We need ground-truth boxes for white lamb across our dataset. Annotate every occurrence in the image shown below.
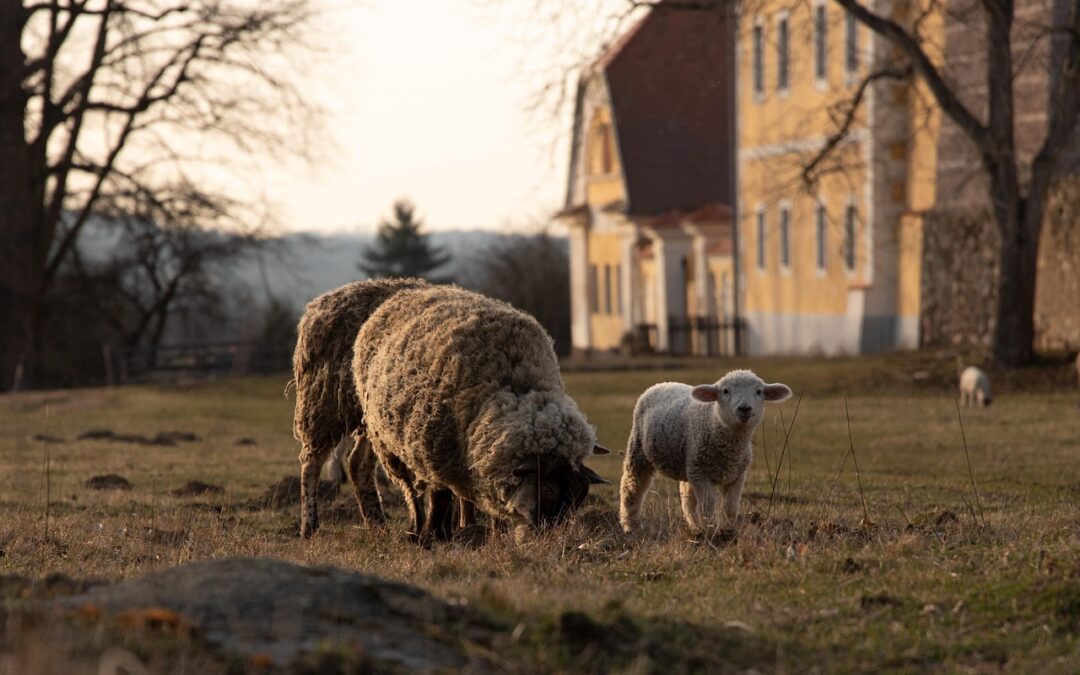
[619,369,792,534]
[959,366,992,407]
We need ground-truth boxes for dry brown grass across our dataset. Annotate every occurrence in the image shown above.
[1,355,1079,672]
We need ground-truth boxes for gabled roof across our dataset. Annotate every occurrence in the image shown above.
[590,4,735,217]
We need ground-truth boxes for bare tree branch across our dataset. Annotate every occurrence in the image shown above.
[802,64,913,189]
[832,0,990,149]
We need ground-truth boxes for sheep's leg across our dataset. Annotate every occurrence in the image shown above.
[420,488,456,543]
[679,481,700,532]
[298,443,329,538]
[619,433,655,532]
[458,498,476,529]
[382,454,424,542]
[346,434,386,526]
[722,469,747,525]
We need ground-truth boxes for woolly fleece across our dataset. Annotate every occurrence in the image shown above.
[620,369,791,532]
[351,285,597,528]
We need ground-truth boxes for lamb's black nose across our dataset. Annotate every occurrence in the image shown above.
[737,405,753,416]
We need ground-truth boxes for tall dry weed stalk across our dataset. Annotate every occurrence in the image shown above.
[954,398,986,526]
[767,392,803,519]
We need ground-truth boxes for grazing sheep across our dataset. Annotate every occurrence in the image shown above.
[351,285,609,542]
[620,370,792,534]
[959,366,992,407]
[293,278,429,538]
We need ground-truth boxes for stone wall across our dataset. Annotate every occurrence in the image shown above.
[919,208,999,351]
[920,180,1080,354]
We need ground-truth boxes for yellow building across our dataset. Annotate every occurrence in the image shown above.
[556,7,738,356]
[737,0,937,354]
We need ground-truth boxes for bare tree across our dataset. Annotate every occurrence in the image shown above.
[0,0,320,390]
[67,187,261,366]
[462,232,571,354]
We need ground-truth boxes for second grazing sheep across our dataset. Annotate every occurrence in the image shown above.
[352,285,609,542]
[293,277,429,538]
[620,370,792,533]
[959,366,992,407]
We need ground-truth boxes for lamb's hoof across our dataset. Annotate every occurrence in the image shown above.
[689,527,738,547]
[452,524,488,548]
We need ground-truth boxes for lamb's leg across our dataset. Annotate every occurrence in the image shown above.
[382,454,424,542]
[298,442,329,538]
[722,468,748,525]
[346,434,386,525]
[619,431,656,533]
[679,481,700,532]
[689,477,720,532]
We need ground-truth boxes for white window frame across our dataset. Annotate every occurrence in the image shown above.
[778,201,792,274]
[776,12,790,97]
[812,0,828,90]
[752,17,765,101]
[755,206,767,272]
[815,201,828,275]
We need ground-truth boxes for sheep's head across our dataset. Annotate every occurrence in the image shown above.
[691,369,792,429]
[505,448,609,531]
[977,388,992,407]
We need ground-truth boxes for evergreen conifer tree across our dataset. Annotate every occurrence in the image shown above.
[358,199,451,281]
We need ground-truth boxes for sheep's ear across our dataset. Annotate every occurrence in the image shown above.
[579,465,609,485]
[764,383,793,402]
[511,460,536,478]
[592,443,611,455]
[691,385,719,402]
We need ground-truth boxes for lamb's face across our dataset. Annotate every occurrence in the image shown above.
[505,454,608,530]
[692,370,793,430]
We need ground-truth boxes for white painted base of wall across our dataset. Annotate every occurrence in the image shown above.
[745,312,915,356]
[896,315,920,350]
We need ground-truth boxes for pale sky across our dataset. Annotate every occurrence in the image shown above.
[263,0,630,234]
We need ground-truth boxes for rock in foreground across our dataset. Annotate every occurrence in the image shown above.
[53,557,497,671]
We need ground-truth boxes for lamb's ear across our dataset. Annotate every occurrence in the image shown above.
[691,385,719,402]
[592,443,611,455]
[764,383,793,402]
[579,465,609,485]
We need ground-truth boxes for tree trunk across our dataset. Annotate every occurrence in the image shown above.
[991,202,1041,367]
[0,4,38,391]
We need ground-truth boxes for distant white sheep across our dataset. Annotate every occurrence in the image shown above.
[959,366,992,407]
[619,369,792,533]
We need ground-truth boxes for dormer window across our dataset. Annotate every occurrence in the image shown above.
[589,120,615,176]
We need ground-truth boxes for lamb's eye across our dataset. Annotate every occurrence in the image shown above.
[756,389,763,396]
[722,388,730,395]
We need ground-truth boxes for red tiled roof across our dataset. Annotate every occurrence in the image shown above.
[602,5,734,216]
[645,209,684,229]
[685,202,733,224]
[706,239,733,257]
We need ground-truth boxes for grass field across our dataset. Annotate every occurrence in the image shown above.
[1,354,1078,672]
